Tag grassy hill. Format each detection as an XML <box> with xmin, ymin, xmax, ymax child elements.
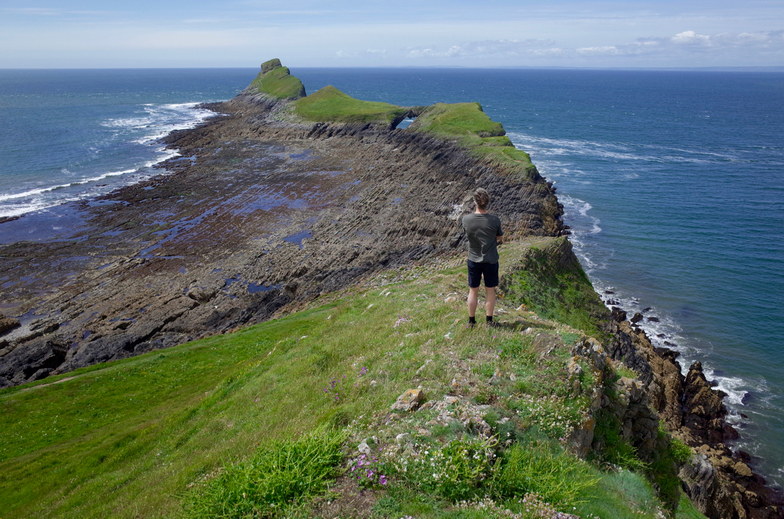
<box><xmin>408</xmin><ymin>103</ymin><xmax>540</xmax><ymax>181</ymax></box>
<box><xmin>248</xmin><ymin>58</ymin><xmax>307</xmax><ymax>100</ymax></box>
<box><xmin>0</xmin><ymin>240</ymin><xmax>706</xmax><ymax>519</ymax></box>
<box><xmin>294</xmin><ymin>85</ymin><xmax>407</xmax><ymax>127</ymax></box>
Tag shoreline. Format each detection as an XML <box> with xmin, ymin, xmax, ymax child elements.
<box><xmin>589</xmin><ymin>272</ymin><xmax>784</xmax><ymax>493</ymax></box>
<box><xmin>0</xmin><ymin>101</ymin><xmax>216</xmax><ymax>222</ymax></box>
<box><xmin>560</xmin><ymin>186</ymin><xmax>784</xmax><ymax>493</ymax></box>
<box><xmin>598</xmin><ymin>305</ymin><xmax>784</xmax><ymax>517</ymax></box>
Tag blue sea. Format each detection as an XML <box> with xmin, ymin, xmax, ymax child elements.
<box><xmin>1</xmin><ymin>67</ymin><xmax>783</xmax><ymax>485</ymax></box>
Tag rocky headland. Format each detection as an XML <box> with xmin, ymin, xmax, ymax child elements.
<box><xmin>605</xmin><ymin>316</ymin><xmax>784</xmax><ymax>518</ymax></box>
<box><xmin>0</xmin><ymin>59</ymin><xmax>562</xmax><ymax>387</ymax></box>
<box><xmin>1</xmin><ymin>59</ymin><xmax>781</xmax><ymax>518</ymax></box>
<box><xmin>499</xmin><ymin>237</ymin><xmax>784</xmax><ymax>518</ymax></box>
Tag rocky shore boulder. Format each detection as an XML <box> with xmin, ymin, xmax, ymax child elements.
<box><xmin>683</xmin><ymin>361</ymin><xmax>728</xmax><ymax>445</ymax></box>
<box><xmin>603</xmin><ymin>311</ymin><xmax>784</xmax><ymax>519</ymax></box>
<box><xmin>0</xmin><ymin>314</ymin><xmax>20</xmax><ymax>335</ymax></box>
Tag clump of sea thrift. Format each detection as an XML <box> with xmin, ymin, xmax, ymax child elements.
<box><xmin>348</xmin><ymin>454</ymin><xmax>388</xmax><ymax>488</ymax></box>
<box><xmin>393</xmin><ymin>314</ymin><xmax>412</xmax><ymax>328</ymax></box>
<box><xmin>456</xmin><ymin>494</ymin><xmax>580</xmax><ymax>518</ymax></box>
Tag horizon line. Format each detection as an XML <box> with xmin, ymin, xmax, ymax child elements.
<box><xmin>2</xmin><ymin>65</ymin><xmax>784</xmax><ymax>73</ymax></box>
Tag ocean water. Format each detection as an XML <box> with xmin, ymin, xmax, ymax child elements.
<box><xmin>1</xmin><ymin>67</ymin><xmax>782</xmax><ymax>485</ymax></box>
<box><xmin>0</xmin><ymin>69</ymin><xmax>253</xmax><ymax>219</ymax></box>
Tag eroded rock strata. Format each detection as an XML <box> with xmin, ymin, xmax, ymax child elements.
<box><xmin>0</xmin><ymin>84</ymin><xmax>562</xmax><ymax>388</ymax></box>
<box><xmin>607</xmin><ymin>318</ymin><xmax>784</xmax><ymax>518</ymax></box>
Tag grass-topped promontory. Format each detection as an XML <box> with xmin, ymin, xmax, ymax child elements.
<box><xmin>499</xmin><ymin>237</ymin><xmax>612</xmax><ymax>339</ymax></box>
<box><xmin>247</xmin><ymin>59</ymin><xmax>539</xmax><ymax>180</ymax></box>
<box><xmin>249</xmin><ymin>58</ymin><xmax>306</xmax><ymax>100</ymax></box>
<box><xmin>0</xmin><ymin>239</ymin><xmax>705</xmax><ymax>519</ymax></box>
<box><xmin>408</xmin><ymin>103</ymin><xmax>539</xmax><ymax>180</ymax></box>
<box><xmin>293</xmin><ymin>85</ymin><xmax>407</xmax><ymax>127</ymax></box>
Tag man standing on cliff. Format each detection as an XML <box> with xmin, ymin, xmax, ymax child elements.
<box><xmin>462</xmin><ymin>188</ymin><xmax>503</xmax><ymax>328</ymax></box>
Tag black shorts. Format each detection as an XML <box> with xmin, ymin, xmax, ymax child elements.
<box><xmin>467</xmin><ymin>260</ymin><xmax>499</xmax><ymax>288</ymax></box>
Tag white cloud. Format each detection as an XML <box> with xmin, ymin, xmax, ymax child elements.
<box><xmin>737</xmin><ymin>32</ymin><xmax>770</xmax><ymax>42</ymax></box>
<box><xmin>405</xmin><ymin>39</ymin><xmax>560</xmax><ymax>59</ymax></box>
<box><xmin>671</xmin><ymin>30</ymin><xmax>711</xmax><ymax>46</ymax></box>
<box><xmin>529</xmin><ymin>48</ymin><xmax>566</xmax><ymax>57</ymax></box>
<box><xmin>338</xmin><ymin>48</ymin><xmax>388</xmax><ymax>59</ymax></box>
<box><xmin>576</xmin><ymin>46</ymin><xmax>620</xmax><ymax>55</ymax></box>
<box><xmin>400</xmin><ymin>28</ymin><xmax>784</xmax><ymax>67</ymax></box>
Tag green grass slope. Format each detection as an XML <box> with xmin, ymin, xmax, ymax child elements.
<box><xmin>499</xmin><ymin>237</ymin><xmax>612</xmax><ymax>339</ymax></box>
<box><xmin>0</xmin><ymin>240</ymin><xmax>705</xmax><ymax>519</ymax></box>
<box><xmin>293</xmin><ymin>85</ymin><xmax>407</xmax><ymax>127</ymax></box>
<box><xmin>249</xmin><ymin>58</ymin><xmax>306</xmax><ymax>100</ymax></box>
<box><xmin>408</xmin><ymin>103</ymin><xmax>540</xmax><ymax>181</ymax></box>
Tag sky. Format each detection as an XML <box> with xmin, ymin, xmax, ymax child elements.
<box><xmin>1</xmin><ymin>0</ymin><xmax>783</xmax><ymax>69</ymax></box>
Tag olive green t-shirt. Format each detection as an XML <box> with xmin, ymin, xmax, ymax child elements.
<box><xmin>461</xmin><ymin>213</ymin><xmax>503</xmax><ymax>264</ymax></box>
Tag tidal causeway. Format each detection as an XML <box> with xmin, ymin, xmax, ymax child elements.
<box><xmin>0</xmin><ymin>60</ymin><xmax>562</xmax><ymax>388</ymax></box>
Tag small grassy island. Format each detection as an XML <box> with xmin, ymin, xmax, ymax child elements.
<box><xmin>2</xmin><ymin>59</ymin><xmax>766</xmax><ymax>519</ymax></box>
<box><xmin>250</xmin><ymin>58</ymin><xmax>540</xmax><ymax>181</ymax></box>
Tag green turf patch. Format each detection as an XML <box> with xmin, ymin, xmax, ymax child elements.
<box><xmin>183</xmin><ymin>427</ymin><xmax>347</xmax><ymax>518</ymax></box>
<box><xmin>500</xmin><ymin>237</ymin><xmax>611</xmax><ymax>338</ymax></box>
<box><xmin>294</xmin><ymin>85</ymin><xmax>406</xmax><ymax>126</ymax></box>
<box><xmin>249</xmin><ymin>58</ymin><xmax>306</xmax><ymax>100</ymax></box>
<box><xmin>408</xmin><ymin>102</ymin><xmax>539</xmax><ymax>180</ymax></box>
<box><xmin>408</xmin><ymin>102</ymin><xmax>506</xmax><ymax>139</ymax></box>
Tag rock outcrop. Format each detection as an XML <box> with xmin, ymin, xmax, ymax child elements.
<box><xmin>0</xmin><ymin>314</ymin><xmax>20</xmax><ymax>335</ymax></box>
<box><xmin>605</xmin><ymin>319</ymin><xmax>784</xmax><ymax>518</ymax></box>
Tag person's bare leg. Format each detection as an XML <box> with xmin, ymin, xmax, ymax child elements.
<box><xmin>485</xmin><ymin>287</ymin><xmax>496</xmax><ymax>318</ymax></box>
<box><xmin>467</xmin><ymin>286</ymin><xmax>480</xmax><ymax>324</ymax></box>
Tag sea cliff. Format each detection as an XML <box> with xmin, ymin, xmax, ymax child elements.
<box><xmin>0</xmin><ymin>60</ymin><xmax>781</xmax><ymax>519</ymax></box>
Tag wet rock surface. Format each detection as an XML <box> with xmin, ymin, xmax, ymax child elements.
<box><xmin>0</xmin><ymin>314</ymin><xmax>20</xmax><ymax>335</ymax></box>
<box><xmin>0</xmin><ymin>92</ymin><xmax>562</xmax><ymax>388</ymax></box>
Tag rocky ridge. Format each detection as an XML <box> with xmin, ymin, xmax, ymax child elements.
<box><xmin>486</xmin><ymin>233</ymin><xmax>784</xmax><ymax>518</ymax></box>
<box><xmin>604</xmin><ymin>316</ymin><xmax>784</xmax><ymax>518</ymax></box>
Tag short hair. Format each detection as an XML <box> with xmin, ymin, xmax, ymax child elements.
<box><xmin>473</xmin><ymin>188</ymin><xmax>490</xmax><ymax>210</ymax></box>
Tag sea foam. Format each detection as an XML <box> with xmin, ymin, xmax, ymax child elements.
<box><xmin>0</xmin><ymin>102</ymin><xmax>215</xmax><ymax>219</ymax></box>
